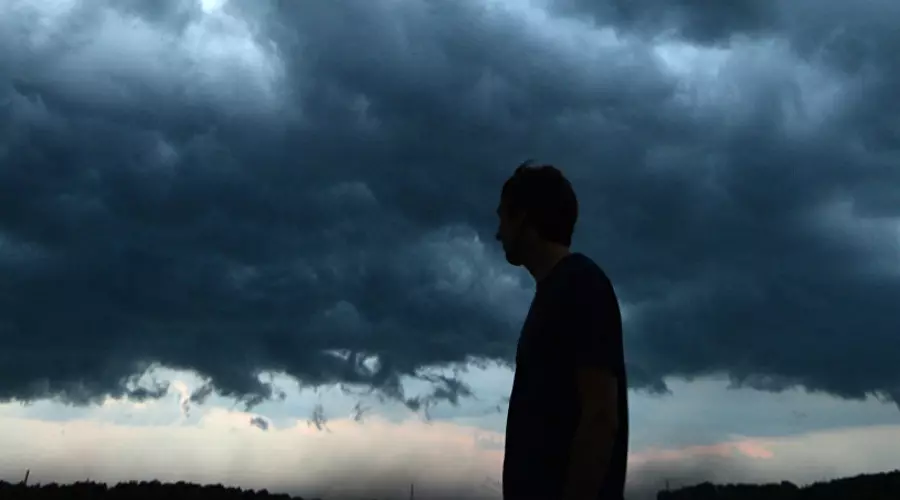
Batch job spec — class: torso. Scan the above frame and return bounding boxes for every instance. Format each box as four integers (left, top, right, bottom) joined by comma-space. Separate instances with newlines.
503, 253, 629, 500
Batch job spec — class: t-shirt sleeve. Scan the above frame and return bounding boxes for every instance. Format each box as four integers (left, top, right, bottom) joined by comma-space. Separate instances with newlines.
561, 271, 620, 373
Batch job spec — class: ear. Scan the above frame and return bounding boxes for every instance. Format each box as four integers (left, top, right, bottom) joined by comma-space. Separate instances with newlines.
508, 206, 527, 225
510, 212, 529, 234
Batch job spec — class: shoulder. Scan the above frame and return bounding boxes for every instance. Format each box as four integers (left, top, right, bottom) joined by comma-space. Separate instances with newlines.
561, 255, 622, 329
564, 253, 614, 296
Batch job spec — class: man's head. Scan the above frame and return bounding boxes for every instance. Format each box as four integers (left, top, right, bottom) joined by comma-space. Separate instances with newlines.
495, 161, 578, 267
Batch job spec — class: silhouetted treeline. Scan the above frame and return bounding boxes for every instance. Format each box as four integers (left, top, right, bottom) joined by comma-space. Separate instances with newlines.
657, 469, 900, 500
4, 471, 898, 500
0, 479, 321, 500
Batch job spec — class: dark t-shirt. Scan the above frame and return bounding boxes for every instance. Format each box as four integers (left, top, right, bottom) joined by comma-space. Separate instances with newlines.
503, 253, 629, 500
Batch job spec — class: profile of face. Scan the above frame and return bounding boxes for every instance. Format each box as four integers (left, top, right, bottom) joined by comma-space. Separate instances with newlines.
495, 197, 529, 266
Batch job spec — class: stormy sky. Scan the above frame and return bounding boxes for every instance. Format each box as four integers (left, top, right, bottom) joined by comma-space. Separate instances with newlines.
1, 0, 899, 498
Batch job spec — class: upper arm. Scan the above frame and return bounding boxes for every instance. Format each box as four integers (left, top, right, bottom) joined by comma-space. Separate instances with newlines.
563, 272, 621, 373
576, 367, 618, 426
562, 272, 622, 421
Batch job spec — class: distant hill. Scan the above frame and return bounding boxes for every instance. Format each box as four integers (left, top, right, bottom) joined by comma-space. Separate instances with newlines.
2, 470, 899, 500
0, 479, 319, 500
656, 469, 900, 500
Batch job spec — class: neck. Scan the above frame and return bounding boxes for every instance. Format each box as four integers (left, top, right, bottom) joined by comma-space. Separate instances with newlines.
524, 242, 572, 283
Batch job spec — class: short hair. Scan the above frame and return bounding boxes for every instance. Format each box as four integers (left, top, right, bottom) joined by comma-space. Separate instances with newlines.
501, 160, 578, 246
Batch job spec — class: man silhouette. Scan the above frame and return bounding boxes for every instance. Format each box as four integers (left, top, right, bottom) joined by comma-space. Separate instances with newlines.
497, 162, 629, 500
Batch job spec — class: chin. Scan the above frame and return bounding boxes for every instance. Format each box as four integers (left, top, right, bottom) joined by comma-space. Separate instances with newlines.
504, 252, 523, 267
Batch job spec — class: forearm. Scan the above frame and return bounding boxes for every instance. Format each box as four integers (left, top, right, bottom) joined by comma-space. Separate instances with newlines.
562, 418, 617, 500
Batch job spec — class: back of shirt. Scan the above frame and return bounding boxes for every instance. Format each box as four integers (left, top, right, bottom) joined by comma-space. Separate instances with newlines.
503, 253, 628, 500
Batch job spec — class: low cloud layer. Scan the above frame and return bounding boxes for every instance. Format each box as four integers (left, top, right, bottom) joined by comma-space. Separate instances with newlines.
1, 0, 898, 410
4, 401, 900, 499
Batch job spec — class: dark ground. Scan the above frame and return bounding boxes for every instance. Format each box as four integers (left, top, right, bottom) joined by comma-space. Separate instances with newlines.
656, 469, 900, 499
0, 470, 898, 500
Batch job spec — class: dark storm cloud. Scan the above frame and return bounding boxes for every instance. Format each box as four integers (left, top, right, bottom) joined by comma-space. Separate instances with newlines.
1, 0, 898, 410
249, 416, 269, 431
559, 0, 900, 50
556, 0, 777, 43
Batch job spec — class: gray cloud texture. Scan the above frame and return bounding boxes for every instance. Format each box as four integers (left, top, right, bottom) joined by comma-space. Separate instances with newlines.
1, 0, 898, 409
249, 415, 269, 431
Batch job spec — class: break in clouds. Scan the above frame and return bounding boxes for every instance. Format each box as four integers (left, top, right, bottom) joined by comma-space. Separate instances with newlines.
1, 0, 898, 410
